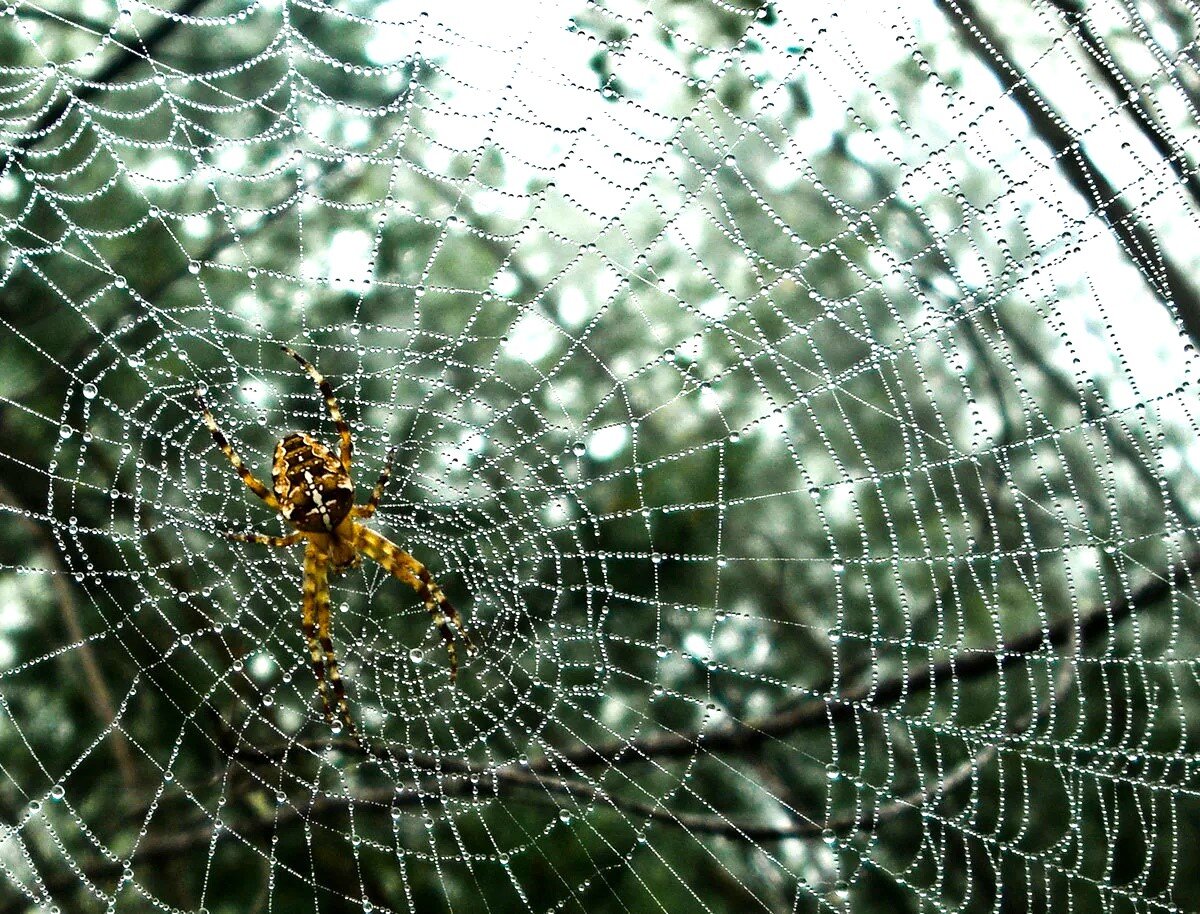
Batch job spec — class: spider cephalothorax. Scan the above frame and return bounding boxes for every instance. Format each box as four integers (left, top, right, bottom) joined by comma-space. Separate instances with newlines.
198, 345, 477, 743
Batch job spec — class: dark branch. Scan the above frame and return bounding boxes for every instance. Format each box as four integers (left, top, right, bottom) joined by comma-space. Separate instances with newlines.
0, 481, 138, 792
15, 0, 209, 152
229, 737, 823, 841
530, 552, 1200, 770
1044, 0, 1200, 211
936, 0, 1200, 350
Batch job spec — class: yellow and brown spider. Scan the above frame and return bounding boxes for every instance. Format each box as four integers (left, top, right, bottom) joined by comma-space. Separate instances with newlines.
197, 345, 477, 742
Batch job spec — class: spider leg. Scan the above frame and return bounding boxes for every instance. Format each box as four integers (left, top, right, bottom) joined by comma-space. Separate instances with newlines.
302, 541, 334, 728
281, 345, 352, 472
197, 391, 281, 511
313, 554, 360, 744
226, 531, 304, 547
354, 524, 477, 683
353, 447, 397, 520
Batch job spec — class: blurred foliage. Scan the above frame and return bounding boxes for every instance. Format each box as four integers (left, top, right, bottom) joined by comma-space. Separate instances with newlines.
1, 0, 1199, 912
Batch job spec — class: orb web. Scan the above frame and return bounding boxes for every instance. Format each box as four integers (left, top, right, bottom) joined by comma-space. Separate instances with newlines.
2, 0, 1200, 912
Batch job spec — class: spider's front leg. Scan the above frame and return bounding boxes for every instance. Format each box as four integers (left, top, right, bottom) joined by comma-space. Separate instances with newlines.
197, 391, 281, 511
281, 345, 353, 472
354, 447, 398, 521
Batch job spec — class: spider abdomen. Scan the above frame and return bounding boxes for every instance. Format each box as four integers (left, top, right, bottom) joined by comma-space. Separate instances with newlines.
272, 432, 354, 532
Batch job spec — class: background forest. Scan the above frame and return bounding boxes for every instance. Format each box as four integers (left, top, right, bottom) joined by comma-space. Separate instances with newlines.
1, 0, 1200, 911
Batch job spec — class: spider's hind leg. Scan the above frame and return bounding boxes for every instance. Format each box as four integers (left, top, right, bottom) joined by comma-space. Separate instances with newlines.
416, 566, 479, 676
354, 525, 478, 683
309, 545, 361, 745
302, 545, 334, 725
226, 531, 304, 548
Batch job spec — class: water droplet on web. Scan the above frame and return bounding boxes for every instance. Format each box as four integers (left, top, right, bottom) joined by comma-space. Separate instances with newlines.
409, 648, 424, 663
82, 383, 97, 399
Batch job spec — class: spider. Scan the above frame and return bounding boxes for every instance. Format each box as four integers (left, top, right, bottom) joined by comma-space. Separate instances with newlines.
197, 345, 477, 742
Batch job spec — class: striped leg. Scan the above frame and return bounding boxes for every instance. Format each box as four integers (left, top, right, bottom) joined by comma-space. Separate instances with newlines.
226, 531, 304, 547
302, 542, 334, 728
353, 447, 397, 520
314, 557, 360, 744
354, 524, 477, 683
281, 345, 352, 471
198, 391, 281, 510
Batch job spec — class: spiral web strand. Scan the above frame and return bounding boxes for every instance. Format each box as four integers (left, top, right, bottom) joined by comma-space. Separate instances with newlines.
1, 0, 1200, 911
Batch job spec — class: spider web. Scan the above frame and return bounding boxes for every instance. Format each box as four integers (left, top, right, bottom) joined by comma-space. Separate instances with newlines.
2, 0, 1200, 911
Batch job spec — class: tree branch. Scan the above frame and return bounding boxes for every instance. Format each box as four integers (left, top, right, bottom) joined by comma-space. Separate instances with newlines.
1043, 0, 1200, 211
229, 737, 821, 841
936, 0, 1200, 350
528, 551, 1200, 770
0, 480, 138, 793
15, 0, 209, 153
